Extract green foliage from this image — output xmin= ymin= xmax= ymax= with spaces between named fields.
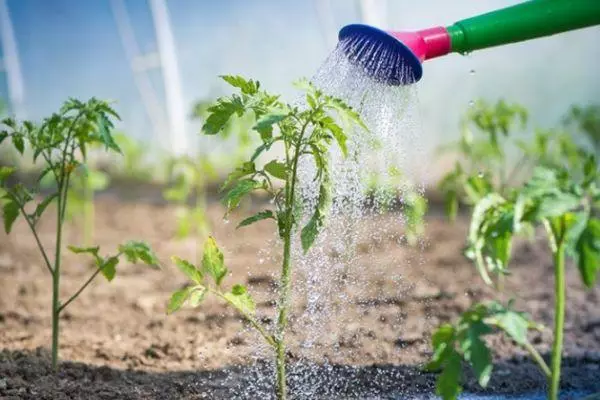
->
xmin=112 ymin=133 xmax=155 ymax=181
xmin=427 ymin=301 xmax=538 ymax=400
xmin=438 ymin=99 xmax=589 ymax=222
xmin=431 ymin=145 xmax=599 ymax=400
xmin=169 ymin=75 xmax=366 ymax=399
xmin=564 ymin=104 xmax=600 ymax=155
xmin=0 ymin=98 xmax=158 ymax=370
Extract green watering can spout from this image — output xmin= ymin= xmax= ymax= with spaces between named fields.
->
xmin=338 ymin=0 xmax=600 ymax=85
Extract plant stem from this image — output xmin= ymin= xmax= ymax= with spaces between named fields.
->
xmin=51 ymin=189 xmax=64 ymax=371
xmin=83 ymin=174 xmax=94 ymax=246
xmin=522 ymin=341 xmax=551 ymax=378
xmin=58 ymin=267 xmax=102 ymax=314
xmin=274 ymin=128 xmax=305 ymax=399
xmin=549 ymin=242 xmax=566 ymax=400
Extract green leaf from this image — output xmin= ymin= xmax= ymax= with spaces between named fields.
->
xmin=118 ymin=241 xmax=160 ymax=267
xmin=2 ymin=198 xmax=20 ymax=234
xmin=461 ymin=321 xmax=493 ymax=387
xmin=12 ymin=135 xmax=24 ymax=154
xmin=99 ymin=256 xmax=119 ymax=281
xmin=253 ymin=112 xmax=287 ymax=141
xmin=324 ymin=96 xmax=368 ymax=132
xmin=426 ymin=324 xmax=455 ymax=371
xmin=301 ymin=169 xmax=332 ymax=252
xmin=172 ymin=256 xmax=203 ymax=284
xmin=488 ymin=305 xmax=530 ymax=345
xmin=445 ymin=189 xmax=459 ymax=222
xmin=188 ymin=287 xmax=207 ymax=307
xmin=224 ymin=284 xmax=256 ymax=316
xmin=436 ymin=351 xmax=463 ymax=400
xmin=0 ymin=131 xmax=7 ymax=145
xmin=320 ymin=116 xmax=347 ymax=157
xmin=97 ymin=114 xmax=122 ymax=153
xmin=574 ymin=218 xmax=600 ymax=288
xmin=222 ymin=179 xmax=262 ymax=212
xmin=34 ymin=192 xmax=58 ymax=219
xmin=167 ymin=287 xmax=191 ymax=314
xmin=220 ymin=75 xmax=260 ymax=95
xmin=202 ymin=96 xmax=245 ymax=135
xmin=264 ymin=160 xmax=287 ymax=180
xmin=237 ymin=210 xmax=275 ymax=228
xmin=202 ymin=236 xmax=228 ymax=286
xmin=68 ymin=245 xmax=100 ymax=256
xmin=221 ymin=162 xmax=256 ymax=190
xmin=0 ymin=166 xmax=15 ymax=184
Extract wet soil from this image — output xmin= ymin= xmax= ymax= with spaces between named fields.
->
xmin=1 ymin=195 xmax=599 ymax=399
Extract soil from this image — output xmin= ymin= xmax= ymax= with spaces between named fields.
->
xmin=1 ymin=193 xmax=599 ymax=399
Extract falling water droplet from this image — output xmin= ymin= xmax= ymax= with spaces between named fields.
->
xmin=223 ymin=218 xmax=230 ymax=224
xmin=469 ymin=100 xmax=475 ymax=107
xmin=259 ymin=258 xmax=264 ymax=264
xmin=469 ymin=69 xmax=476 ymax=76
xmin=478 ymin=171 xmax=484 ymax=178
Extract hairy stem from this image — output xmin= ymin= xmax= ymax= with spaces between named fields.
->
xmin=549 ymin=241 xmax=566 ymax=400
xmin=83 ymin=174 xmax=94 ymax=247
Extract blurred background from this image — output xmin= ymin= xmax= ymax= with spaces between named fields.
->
xmin=0 ymin=0 xmax=599 ymax=184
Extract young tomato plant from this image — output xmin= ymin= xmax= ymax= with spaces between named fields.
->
xmin=167 ymin=75 xmax=366 ymax=399
xmin=0 ymin=98 xmax=160 ymax=370
xmin=427 ymin=150 xmax=599 ymax=400
xmin=163 ymin=155 xmax=217 ymax=263
xmin=438 ymin=99 xmax=585 ymax=222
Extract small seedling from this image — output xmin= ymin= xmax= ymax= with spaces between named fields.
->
xmin=163 ymin=156 xmax=217 ymax=262
xmin=0 ymin=98 xmax=160 ymax=370
xmin=168 ymin=75 xmax=366 ymax=399
xmin=427 ymin=149 xmax=599 ymax=400
xmin=438 ymin=99 xmax=584 ymax=222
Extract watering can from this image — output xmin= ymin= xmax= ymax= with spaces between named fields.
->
xmin=338 ymin=0 xmax=600 ymax=85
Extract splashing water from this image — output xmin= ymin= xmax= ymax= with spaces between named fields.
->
xmin=222 ymin=40 xmax=428 ymax=399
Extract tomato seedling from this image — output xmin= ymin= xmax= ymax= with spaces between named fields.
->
xmin=427 ymin=148 xmax=599 ymax=400
xmin=0 ymin=98 xmax=160 ymax=370
xmin=167 ymin=75 xmax=367 ymax=399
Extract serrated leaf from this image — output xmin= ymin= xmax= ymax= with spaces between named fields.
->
xmin=223 ymin=179 xmax=262 ymax=212
xmin=34 ymin=192 xmax=58 ymax=219
xmin=253 ymin=112 xmax=287 ymax=141
xmin=2 ymin=198 xmax=19 ymax=234
xmin=220 ymin=75 xmax=260 ymax=95
xmin=202 ymin=236 xmax=227 ymax=286
xmin=172 ymin=256 xmax=203 ymax=284
xmin=12 ymin=135 xmax=24 ymax=154
xmin=301 ymin=168 xmax=332 ymax=252
xmin=436 ymin=351 xmax=463 ymax=400
xmin=574 ymin=218 xmax=600 ymax=288
xmin=202 ymin=96 xmax=245 ymax=135
xmin=97 ymin=114 xmax=121 ymax=153
xmin=221 ymin=162 xmax=256 ymax=190
xmin=167 ymin=287 xmax=191 ymax=314
xmin=224 ymin=284 xmax=256 ymax=316
xmin=461 ymin=321 xmax=493 ymax=387
xmin=320 ymin=116 xmax=347 ymax=157
xmin=426 ymin=324 xmax=455 ymax=371
xmin=237 ymin=210 xmax=275 ymax=228
xmin=264 ymin=160 xmax=287 ymax=180
xmin=118 ymin=241 xmax=160 ymax=267
xmin=99 ymin=256 xmax=119 ymax=281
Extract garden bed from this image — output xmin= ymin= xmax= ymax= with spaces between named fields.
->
xmin=1 ymin=196 xmax=599 ymax=399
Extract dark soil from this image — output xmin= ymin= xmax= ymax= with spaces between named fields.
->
xmin=1 ymin=195 xmax=599 ymax=399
